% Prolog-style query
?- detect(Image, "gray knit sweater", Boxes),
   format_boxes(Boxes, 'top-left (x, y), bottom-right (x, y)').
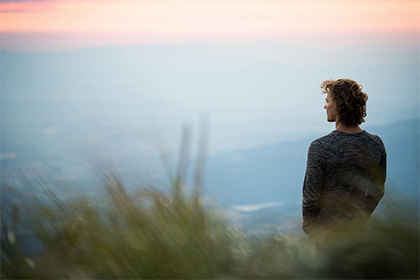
top-left (302, 130), bottom-right (386, 234)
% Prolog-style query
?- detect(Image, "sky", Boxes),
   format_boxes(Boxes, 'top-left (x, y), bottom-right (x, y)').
top-left (0, 0), bottom-right (419, 180)
top-left (0, 0), bottom-right (418, 51)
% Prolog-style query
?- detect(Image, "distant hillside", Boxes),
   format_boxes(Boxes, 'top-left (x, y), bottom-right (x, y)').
top-left (206, 118), bottom-right (419, 206)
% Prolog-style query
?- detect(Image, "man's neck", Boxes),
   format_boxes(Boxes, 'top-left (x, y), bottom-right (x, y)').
top-left (335, 122), bottom-right (363, 133)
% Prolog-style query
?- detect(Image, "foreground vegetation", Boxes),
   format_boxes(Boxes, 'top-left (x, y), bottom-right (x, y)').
top-left (2, 125), bottom-right (419, 279)
top-left (2, 169), bottom-right (419, 279)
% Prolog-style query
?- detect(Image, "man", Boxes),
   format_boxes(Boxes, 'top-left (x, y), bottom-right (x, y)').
top-left (302, 79), bottom-right (386, 237)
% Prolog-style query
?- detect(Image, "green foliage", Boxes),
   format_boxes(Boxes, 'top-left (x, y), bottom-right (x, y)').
top-left (1, 199), bottom-right (36, 279)
top-left (2, 172), bottom-right (243, 279)
top-left (2, 174), bottom-right (418, 279)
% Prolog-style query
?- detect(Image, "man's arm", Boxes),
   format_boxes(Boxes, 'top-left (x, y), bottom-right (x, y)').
top-left (302, 141), bottom-right (324, 235)
top-left (365, 141), bottom-right (386, 216)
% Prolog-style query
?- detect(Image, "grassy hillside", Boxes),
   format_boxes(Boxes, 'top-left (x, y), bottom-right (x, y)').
top-left (1, 169), bottom-right (418, 279)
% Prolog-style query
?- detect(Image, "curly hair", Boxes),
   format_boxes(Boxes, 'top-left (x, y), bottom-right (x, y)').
top-left (320, 79), bottom-right (368, 126)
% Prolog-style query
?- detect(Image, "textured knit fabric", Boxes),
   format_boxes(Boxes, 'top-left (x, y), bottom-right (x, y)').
top-left (302, 130), bottom-right (386, 235)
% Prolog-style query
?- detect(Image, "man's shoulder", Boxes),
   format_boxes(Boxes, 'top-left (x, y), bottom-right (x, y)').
top-left (361, 130), bottom-right (386, 150)
top-left (309, 132), bottom-right (336, 149)
top-left (362, 130), bottom-right (383, 142)
top-left (311, 131), bottom-right (337, 144)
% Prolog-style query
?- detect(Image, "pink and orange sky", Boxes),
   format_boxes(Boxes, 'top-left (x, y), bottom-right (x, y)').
top-left (0, 0), bottom-right (419, 51)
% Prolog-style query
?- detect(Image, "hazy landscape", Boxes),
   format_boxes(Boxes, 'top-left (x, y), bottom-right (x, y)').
top-left (1, 44), bottom-right (419, 231)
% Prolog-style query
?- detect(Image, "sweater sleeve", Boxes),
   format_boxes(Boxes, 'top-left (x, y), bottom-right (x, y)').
top-left (365, 139), bottom-right (386, 216)
top-left (302, 140), bottom-right (324, 234)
